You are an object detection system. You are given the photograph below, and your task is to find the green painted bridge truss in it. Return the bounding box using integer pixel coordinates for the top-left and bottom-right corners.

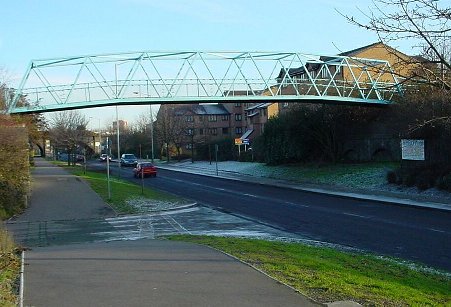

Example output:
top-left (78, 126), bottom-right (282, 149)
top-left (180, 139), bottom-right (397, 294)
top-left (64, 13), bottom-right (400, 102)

top-left (6, 51), bottom-right (403, 114)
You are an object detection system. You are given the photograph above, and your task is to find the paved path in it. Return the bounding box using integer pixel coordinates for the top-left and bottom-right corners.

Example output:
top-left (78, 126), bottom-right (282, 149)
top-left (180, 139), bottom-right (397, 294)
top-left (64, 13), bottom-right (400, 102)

top-left (10, 158), bottom-right (319, 306)
top-left (25, 240), bottom-right (316, 307)
top-left (12, 158), bottom-right (115, 222)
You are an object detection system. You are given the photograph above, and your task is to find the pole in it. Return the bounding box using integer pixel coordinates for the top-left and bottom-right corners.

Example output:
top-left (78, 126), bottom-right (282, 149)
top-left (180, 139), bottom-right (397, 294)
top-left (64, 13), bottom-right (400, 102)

top-left (83, 148), bottom-right (86, 175)
top-left (98, 119), bottom-right (101, 154)
top-left (116, 105), bottom-right (121, 177)
top-left (209, 144), bottom-right (212, 165)
top-left (106, 137), bottom-right (111, 200)
top-left (150, 105), bottom-right (154, 163)
top-left (141, 167), bottom-right (144, 195)
top-left (191, 133), bottom-right (194, 163)
top-left (215, 144), bottom-right (219, 176)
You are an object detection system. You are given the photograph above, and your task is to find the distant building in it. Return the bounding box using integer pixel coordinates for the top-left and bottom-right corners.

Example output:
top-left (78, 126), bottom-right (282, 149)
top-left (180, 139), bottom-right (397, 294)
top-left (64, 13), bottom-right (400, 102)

top-left (112, 119), bottom-right (128, 131)
top-left (157, 104), bottom-right (234, 156)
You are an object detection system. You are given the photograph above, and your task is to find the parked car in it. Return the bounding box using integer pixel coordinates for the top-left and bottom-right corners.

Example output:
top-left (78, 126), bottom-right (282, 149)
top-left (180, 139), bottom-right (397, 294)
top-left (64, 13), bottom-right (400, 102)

top-left (120, 154), bottom-right (138, 167)
top-left (133, 162), bottom-right (157, 178)
top-left (99, 154), bottom-right (111, 162)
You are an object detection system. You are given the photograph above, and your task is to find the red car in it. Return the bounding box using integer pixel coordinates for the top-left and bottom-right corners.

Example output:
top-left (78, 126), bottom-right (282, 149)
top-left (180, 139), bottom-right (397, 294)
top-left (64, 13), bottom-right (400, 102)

top-left (133, 162), bottom-right (157, 178)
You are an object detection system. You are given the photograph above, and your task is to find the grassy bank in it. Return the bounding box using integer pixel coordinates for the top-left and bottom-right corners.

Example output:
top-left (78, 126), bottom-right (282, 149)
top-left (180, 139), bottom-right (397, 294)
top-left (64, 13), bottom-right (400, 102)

top-left (63, 165), bottom-right (184, 214)
top-left (168, 235), bottom-right (450, 306)
top-left (0, 226), bottom-right (20, 306)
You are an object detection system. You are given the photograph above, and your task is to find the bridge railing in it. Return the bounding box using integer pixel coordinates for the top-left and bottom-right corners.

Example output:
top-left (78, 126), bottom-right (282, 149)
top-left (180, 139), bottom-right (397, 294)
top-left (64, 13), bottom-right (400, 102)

top-left (7, 51), bottom-right (403, 113)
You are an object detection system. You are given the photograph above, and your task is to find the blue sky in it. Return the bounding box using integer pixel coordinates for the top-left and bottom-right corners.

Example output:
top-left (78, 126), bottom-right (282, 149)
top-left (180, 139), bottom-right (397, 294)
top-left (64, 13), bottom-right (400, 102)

top-left (1, 0), bottom-right (416, 127)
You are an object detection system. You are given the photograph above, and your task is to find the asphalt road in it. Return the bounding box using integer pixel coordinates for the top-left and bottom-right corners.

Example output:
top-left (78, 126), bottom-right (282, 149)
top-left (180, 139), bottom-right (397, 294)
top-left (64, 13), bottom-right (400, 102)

top-left (100, 162), bottom-right (451, 271)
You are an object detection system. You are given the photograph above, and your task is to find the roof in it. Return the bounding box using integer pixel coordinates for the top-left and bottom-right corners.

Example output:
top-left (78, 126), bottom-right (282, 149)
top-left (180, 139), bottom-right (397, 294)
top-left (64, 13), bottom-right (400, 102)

top-left (171, 104), bottom-right (230, 116)
top-left (192, 104), bottom-right (230, 115)
top-left (277, 63), bottom-right (321, 79)
top-left (245, 102), bottom-right (272, 111)
top-left (338, 42), bottom-right (416, 63)
top-left (241, 129), bottom-right (253, 139)
top-left (278, 42), bottom-right (414, 80)
top-left (338, 42), bottom-right (383, 57)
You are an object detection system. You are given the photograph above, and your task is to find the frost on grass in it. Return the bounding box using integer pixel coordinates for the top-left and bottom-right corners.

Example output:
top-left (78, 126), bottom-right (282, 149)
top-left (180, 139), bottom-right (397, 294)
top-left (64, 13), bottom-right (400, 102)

top-left (126, 197), bottom-right (189, 213)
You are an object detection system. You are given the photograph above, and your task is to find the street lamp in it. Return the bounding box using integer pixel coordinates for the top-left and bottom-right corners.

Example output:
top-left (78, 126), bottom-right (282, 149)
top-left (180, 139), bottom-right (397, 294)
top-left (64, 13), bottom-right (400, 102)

top-left (116, 106), bottom-right (121, 174)
top-left (114, 62), bottom-right (130, 174)
top-left (149, 105), bottom-right (155, 163)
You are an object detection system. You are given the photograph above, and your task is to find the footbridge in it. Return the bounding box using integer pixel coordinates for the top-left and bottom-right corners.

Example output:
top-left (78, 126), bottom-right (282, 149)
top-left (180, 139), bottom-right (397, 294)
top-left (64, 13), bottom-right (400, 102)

top-left (6, 51), bottom-right (403, 114)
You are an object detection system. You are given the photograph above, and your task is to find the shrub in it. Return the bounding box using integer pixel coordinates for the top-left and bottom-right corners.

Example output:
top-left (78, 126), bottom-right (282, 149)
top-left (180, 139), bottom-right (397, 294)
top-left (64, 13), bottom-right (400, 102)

top-left (386, 170), bottom-right (398, 184)
top-left (403, 173), bottom-right (417, 187)
top-left (0, 126), bottom-right (30, 219)
top-left (437, 174), bottom-right (451, 192)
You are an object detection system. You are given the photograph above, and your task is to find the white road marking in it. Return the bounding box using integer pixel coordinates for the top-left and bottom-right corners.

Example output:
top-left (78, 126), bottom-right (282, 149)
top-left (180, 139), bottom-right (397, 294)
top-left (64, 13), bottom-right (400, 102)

top-left (243, 193), bottom-right (258, 198)
top-left (20, 251), bottom-right (24, 307)
top-left (429, 228), bottom-right (446, 234)
top-left (285, 202), bottom-right (310, 208)
top-left (343, 212), bottom-right (370, 219)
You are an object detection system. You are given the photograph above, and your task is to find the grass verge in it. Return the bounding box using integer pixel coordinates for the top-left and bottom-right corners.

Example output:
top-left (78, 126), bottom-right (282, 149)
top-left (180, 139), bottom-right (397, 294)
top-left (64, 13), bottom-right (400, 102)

top-left (65, 165), bottom-right (183, 214)
top-left (0, 226), bottom-right (20, 307)
top-left (167, 235), bottom-right (450, 306)
top-left (255, 162), bottom-right (400, 189)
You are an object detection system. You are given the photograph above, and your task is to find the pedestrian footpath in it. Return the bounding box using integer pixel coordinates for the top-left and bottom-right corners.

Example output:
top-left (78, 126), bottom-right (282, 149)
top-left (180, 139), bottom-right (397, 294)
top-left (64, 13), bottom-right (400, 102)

top-left (11, 158), bottom-right (321, 307)
top-left (158, 161), bottom-right (451, 212)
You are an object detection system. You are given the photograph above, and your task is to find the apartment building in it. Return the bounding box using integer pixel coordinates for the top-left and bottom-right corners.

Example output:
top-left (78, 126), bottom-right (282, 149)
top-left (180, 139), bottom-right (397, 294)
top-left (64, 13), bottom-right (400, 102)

top-left (157, 43), bottom-right (424, 152)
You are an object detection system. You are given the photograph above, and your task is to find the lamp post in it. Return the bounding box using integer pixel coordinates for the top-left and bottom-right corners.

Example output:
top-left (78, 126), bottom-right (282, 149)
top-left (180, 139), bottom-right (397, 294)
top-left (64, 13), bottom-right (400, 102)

top-left (115, 106), bottom-right (121, 176)
top-left (114, 63), bottom-right (127, 174)
top-left (149, 105), bottom-right (155, 163)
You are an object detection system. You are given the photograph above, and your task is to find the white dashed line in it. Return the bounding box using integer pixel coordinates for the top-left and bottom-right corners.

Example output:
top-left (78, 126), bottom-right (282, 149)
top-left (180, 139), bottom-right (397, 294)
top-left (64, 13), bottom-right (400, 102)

top-left (343, 212), bottom-right (370, 219)
top-left (429, 228), bottom-right (446, 234)
top-left (285, 202), bottom-right (310, 208)
top-left (243, 193), bottom-right (258, 198)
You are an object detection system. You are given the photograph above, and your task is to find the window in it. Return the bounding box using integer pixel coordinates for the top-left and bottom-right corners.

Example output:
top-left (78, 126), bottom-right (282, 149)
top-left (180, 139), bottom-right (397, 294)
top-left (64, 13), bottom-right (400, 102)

top-left (235, 102), bottom-right (241, 107)
top-left (186, 115), bottom-right (193, 122)
top-left (208, 115), bottom-right (217, 122)
top-left (187, 128), bottom-right (194, 135)
top-left (222, 115), bottom-right (229, 121)
top-left (199, 116), bottom-right (204, 122)
top-left (283, 102), bottom-right (289, 108)
top-left (320, 67), bottom-right (329, 78)
top-left (222, 127), bottom-right (229, 135)
top-left (199, 128), bottom-right (204, 135)
top-left (185, 143), bottom-right (193, 149)
top-left (235, 113), bottom-right (242, 121)
top-left (282, 76), bottom-right (292, 87)
top-left (209, 128), bottom-right (217, 135)
top-left (235, 127), bottom-right (242, 135)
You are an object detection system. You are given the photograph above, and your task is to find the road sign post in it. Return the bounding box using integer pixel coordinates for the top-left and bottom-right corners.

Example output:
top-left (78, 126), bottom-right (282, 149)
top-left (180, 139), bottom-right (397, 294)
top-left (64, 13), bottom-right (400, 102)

top-left (235, 138), bottom-right (242, 157)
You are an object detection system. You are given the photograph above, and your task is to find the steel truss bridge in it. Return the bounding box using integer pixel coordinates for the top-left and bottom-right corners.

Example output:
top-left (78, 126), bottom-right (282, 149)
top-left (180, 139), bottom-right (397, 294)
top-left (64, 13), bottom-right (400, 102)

top-left (6, 51), bottom-right (403, 114)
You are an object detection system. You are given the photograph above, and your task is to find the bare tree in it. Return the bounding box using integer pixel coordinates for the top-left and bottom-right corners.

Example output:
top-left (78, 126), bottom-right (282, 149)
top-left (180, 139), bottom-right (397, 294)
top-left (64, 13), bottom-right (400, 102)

top-left (155, 105), bottom-right (193, 161)
top-left (341, 0), bottom-right (450, 89)
top-left (49, 111), bottom-right (90, 165)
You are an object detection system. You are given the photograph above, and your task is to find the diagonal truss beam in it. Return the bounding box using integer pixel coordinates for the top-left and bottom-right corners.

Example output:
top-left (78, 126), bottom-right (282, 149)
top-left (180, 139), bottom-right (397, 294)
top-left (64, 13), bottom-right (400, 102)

top-left (7, 51), bottom-right (403, 114)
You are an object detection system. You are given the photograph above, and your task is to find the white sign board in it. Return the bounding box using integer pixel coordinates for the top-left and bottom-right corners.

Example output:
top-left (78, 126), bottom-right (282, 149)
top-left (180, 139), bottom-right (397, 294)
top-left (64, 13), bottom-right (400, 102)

top-left (401, 139), bottom-right (425, 161)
